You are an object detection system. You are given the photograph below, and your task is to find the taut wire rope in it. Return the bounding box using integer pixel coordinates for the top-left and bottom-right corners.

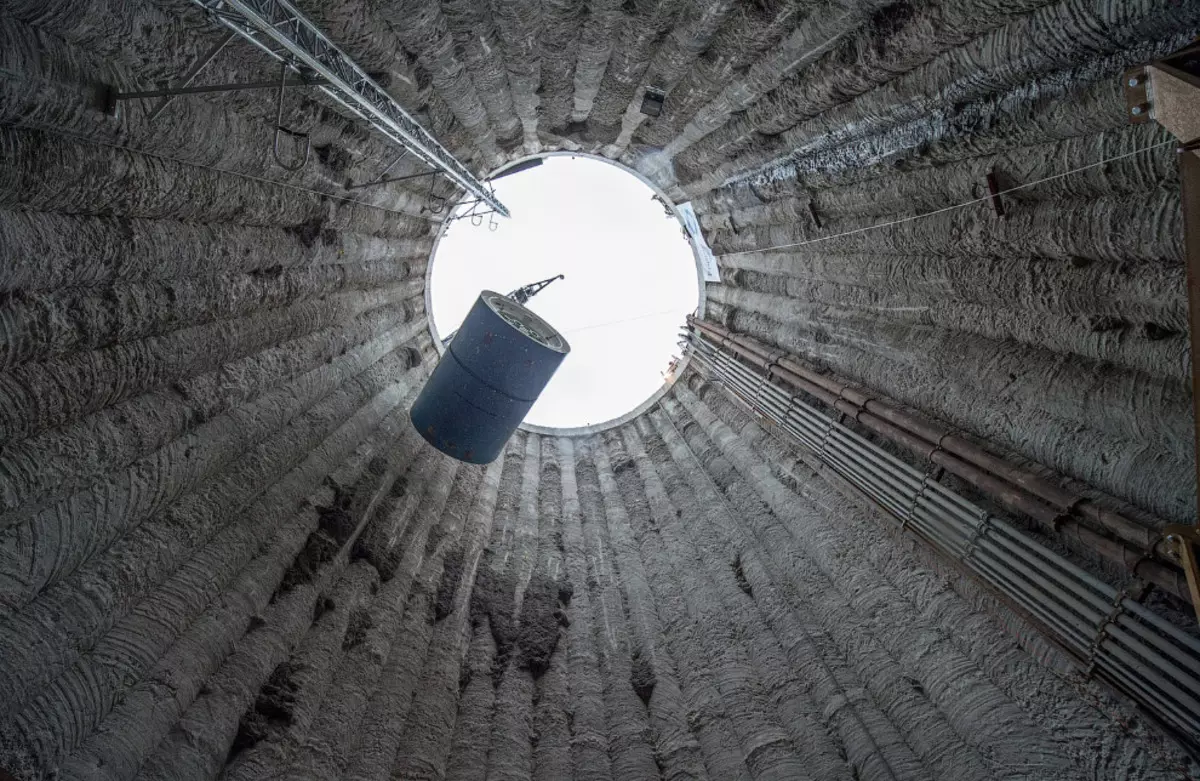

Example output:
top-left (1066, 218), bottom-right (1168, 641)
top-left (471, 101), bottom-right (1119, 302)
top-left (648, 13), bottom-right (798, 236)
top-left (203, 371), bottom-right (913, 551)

top-left (722, 139), bottom-right (1178, 257)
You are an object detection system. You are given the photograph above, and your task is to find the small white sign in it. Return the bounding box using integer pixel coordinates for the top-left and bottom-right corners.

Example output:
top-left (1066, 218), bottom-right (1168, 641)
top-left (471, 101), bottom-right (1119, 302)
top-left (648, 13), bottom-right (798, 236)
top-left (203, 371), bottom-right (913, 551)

top-left (677, 201), bottom-right (722, 283)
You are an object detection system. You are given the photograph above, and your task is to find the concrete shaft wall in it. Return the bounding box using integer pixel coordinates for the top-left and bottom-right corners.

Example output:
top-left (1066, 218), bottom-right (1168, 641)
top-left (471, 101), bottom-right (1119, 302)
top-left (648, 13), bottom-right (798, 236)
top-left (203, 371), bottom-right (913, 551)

top-left (1, 0), bottom-right (1197, 777)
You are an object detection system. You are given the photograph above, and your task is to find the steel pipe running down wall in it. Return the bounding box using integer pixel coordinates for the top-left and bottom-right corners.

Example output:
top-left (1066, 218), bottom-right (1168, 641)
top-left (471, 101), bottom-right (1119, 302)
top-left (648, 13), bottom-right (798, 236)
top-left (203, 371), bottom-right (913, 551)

top-left (687, 332), bottom-right (1200, 752)
top-left (687, 317), bottom-right (1190, 602)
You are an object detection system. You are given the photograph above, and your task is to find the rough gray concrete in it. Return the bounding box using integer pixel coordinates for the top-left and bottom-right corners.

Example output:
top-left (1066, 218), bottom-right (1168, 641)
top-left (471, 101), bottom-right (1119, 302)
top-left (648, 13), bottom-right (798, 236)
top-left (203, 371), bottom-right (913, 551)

top-left (0, 0), bottom-right (1197, 778)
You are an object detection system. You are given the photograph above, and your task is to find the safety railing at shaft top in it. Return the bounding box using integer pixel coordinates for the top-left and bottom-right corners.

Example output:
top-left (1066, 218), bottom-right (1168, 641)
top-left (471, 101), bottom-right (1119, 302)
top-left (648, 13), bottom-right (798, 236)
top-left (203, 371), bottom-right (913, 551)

top-left (686, 328), bottom-right (1200, 754)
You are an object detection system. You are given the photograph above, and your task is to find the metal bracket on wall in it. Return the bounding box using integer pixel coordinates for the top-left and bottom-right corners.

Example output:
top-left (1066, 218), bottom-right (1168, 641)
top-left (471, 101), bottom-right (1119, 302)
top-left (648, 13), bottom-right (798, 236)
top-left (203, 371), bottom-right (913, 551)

top-left (1165, 525), bottom-right (1200, 625)
top-left (425, 169), bottom-right (447, 215)
top-left (99, 66), bottom-right (331, 119)
top-left (807, 199), bottom-right (823, 229)
top-left (344, 168), bottom-right (439, 191)
top-left (1124, 66), bottom-right (1152, 123)
top-left (985, 169), bottom-right (1005, 218)
top-left (355, 149), bottom-right (408, 185)
top-left (343, 149), bottom-right (454, 206)
top-left (447, 181), bottom-right (502, 228)
top-left (130, 30), bottom-right (235, 122)
top-left (470, 206), bottom-right (500, 231)
top-left (1125, 45), bottom-right (1200, 627)
top-left (186, 0), bottom-right (510, 217)
top-left (100, 34), bottom-right (330, 172)
top-left (640, 86), bottom-right (666, 117)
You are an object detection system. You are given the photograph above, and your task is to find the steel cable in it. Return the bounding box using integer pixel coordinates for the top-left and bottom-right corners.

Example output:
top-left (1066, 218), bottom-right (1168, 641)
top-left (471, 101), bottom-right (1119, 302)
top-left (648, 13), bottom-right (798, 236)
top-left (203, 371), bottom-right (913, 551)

top-left (721, 139), bottom-right (1178, 257)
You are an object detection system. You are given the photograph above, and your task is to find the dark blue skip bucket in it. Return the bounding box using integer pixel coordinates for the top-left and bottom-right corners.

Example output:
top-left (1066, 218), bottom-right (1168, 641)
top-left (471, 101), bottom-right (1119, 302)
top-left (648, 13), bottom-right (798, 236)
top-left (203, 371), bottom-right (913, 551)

top-left (411, 291), bottom-right (570, 463)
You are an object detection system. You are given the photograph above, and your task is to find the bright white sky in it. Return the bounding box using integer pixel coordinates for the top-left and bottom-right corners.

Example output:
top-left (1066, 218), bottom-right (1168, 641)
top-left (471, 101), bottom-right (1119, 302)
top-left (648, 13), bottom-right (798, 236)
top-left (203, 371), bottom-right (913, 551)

top-left (429, 155), bottom-right (700, 429)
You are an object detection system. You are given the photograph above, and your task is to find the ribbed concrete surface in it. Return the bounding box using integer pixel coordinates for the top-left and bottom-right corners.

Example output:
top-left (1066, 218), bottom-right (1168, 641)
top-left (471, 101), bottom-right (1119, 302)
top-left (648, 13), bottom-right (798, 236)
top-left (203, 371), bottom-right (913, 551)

top-left (1, 0), bottom-right (1197, 777)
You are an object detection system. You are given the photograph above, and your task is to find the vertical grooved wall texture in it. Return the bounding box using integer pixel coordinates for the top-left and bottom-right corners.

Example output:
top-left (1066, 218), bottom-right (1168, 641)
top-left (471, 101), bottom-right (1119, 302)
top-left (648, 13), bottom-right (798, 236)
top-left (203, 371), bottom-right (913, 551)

top-left (1, 0), bottom-right (1196, 777)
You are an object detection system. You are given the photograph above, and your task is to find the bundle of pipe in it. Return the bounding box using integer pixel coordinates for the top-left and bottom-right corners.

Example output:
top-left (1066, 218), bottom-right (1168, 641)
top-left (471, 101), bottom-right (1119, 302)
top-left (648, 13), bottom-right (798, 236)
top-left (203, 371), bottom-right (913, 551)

top-left (688, 332), bottom-right (1200, 749)
top-left (688, 317), bottom-right (1191, 603)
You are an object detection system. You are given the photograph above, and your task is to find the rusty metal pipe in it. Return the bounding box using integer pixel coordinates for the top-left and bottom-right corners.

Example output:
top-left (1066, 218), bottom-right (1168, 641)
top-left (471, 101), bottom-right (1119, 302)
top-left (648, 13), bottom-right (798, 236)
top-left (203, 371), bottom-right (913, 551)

top-left (693, 342), bottom-right (1200, 724)
top-left (689, 319), bottom-right (1175, 549)
top-left (689, 319), bottom-right (1190, 602)
top-left (689, 317), bottom-right (1170, 557)
top-left (700, 336), bottom-right (1140, 565)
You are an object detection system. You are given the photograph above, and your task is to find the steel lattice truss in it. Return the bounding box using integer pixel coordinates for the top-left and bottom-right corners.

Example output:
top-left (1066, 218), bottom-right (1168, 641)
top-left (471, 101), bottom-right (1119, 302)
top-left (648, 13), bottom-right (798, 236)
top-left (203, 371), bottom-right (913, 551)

top-left (192, 0), bottom-right (510, 217)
